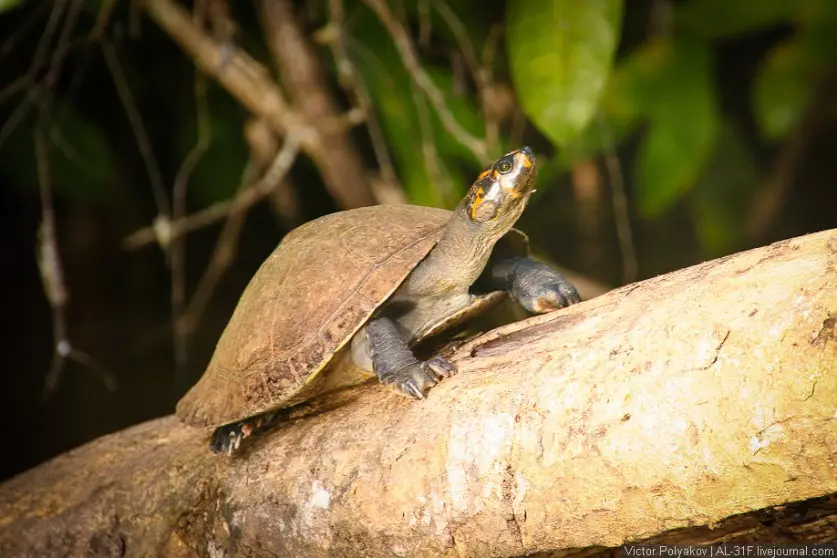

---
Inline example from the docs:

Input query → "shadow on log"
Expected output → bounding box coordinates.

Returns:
[1,230,835,557]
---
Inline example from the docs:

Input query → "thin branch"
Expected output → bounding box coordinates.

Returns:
[89,0,117,41]
[325,0,405,204]
[0,0,70,149]
[431,0,499,150]
[362,0,488,162]
[417,0,431,49]
[171,35,213,371]
[123,135,300,250]
[258,0,377,208]
[244,117,303,226]
[142,0,316,146]
[179,160,256,337]
[0,1,49,61]
[597,114,638,284]
[35,123,115,398]
[411,77,452,205]
[145,0,376,209]
[102,37,171,223]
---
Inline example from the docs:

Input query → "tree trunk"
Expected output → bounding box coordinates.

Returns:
[2,230,835,557]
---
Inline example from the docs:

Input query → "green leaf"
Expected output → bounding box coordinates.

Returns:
[633,38,720,216]
[507,0,623,147]
[692,124,759,256]
[554,37,666,167]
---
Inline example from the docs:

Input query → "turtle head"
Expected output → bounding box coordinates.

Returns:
[462,146,537,231]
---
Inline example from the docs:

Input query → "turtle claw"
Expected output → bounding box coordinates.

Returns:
[425,356,458,380]
[404,381,426,400]
[389,356,456,400]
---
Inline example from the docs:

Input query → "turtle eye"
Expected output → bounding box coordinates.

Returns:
[496,160,513,174]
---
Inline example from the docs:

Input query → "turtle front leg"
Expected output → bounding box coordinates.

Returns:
[489,256,581,313]
[358,317,457,399]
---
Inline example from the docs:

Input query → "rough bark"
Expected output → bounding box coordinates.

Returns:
[1,229,836,557]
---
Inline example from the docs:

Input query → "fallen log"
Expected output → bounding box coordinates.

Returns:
[1,229,835,557]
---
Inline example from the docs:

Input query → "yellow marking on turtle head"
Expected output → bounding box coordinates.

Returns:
[470,185,486,219]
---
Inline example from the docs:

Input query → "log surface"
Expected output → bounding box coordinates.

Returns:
[1,230,836,557]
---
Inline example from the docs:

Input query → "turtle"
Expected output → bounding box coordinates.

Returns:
[176,146,581,454]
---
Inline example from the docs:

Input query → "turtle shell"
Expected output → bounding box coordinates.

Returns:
[176,204,527,428]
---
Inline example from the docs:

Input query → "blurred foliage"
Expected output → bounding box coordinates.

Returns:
[349,0,487,207]
[692,123,759,256]
[507,0,622,147]
[2,0,836,259]
[344,0,836,255]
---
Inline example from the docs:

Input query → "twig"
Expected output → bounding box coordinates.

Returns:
[0,0,69,149]
[597,114,638,284]
[411,77,452,205]
[35,124,116,398]
[325,0,405,204]
[244,118,303,226]
[143,0,315,145]
[362,0,488,162]
[0,1,49,61]
[171,12,213,371]
[102,37,171,225]
[145,0,376,208]
[341,37,415,204]
[89,0,117,41]
[123,135,300,250]
[258,0,376,208]
[180,161,256,338]
[431,0,499,150]
[417,0,431,49]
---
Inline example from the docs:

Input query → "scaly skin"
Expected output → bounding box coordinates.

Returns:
[210,147,581,454]
[353,147,579,406]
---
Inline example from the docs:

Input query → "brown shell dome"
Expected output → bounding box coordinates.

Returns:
[176,205,452,428]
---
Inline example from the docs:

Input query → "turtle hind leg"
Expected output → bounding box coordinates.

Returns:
[209,409,287,455]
